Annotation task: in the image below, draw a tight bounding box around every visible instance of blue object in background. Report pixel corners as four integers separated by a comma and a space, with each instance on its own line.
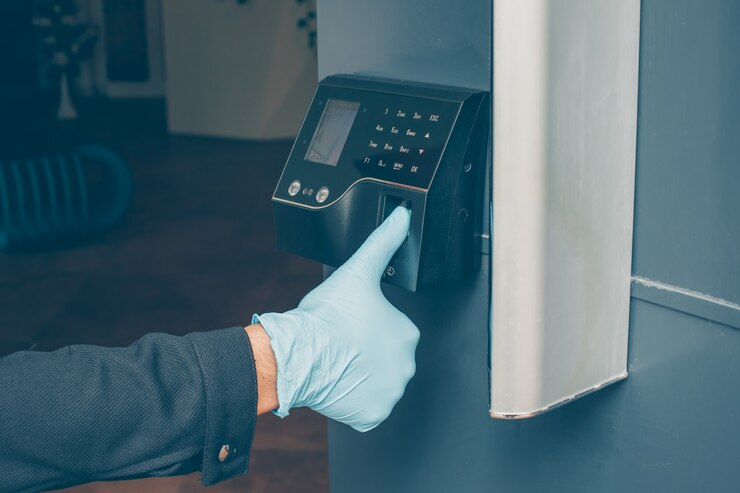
0, 145, 132, 250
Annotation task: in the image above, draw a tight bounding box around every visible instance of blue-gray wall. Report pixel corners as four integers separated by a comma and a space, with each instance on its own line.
631, 1, 740, 327
321, 1, 740, 491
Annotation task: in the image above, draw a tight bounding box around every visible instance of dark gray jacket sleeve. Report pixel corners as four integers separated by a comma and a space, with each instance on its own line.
0, 326, 258, 493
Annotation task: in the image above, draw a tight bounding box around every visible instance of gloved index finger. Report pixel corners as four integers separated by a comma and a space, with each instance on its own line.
342, 206, 411, 281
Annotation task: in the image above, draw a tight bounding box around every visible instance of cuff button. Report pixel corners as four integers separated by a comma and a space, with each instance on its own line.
219, 444, 236, 463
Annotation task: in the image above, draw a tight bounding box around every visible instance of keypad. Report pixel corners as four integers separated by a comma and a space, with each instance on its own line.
354, 99, 456, 188
277, 84, 460, 207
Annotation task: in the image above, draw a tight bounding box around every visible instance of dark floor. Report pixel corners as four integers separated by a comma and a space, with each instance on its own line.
0, 100, 327, 492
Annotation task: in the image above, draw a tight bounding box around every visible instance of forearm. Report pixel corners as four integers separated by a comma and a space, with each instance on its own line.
245, 324, 279, 415
0, 327, 258, 493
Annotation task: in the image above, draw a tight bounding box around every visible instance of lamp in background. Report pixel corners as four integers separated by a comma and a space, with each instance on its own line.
32, 0, 98, 120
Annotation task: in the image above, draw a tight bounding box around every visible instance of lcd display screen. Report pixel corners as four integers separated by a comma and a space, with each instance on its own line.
305, 99, 360, 166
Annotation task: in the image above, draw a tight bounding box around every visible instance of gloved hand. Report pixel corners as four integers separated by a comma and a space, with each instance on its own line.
253, 206, 419, 432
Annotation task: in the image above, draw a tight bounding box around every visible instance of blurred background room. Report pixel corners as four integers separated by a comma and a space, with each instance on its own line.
0, 0, 326, 491
3, 1, 740, 493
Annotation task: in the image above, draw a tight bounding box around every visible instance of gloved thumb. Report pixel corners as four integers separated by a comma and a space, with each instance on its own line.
342, 206, 411, 281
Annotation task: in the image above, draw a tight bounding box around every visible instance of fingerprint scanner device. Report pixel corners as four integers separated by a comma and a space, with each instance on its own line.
272, 75, 489, 291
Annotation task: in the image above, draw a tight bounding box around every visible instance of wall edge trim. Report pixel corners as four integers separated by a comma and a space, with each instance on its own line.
631, 276, 740, 330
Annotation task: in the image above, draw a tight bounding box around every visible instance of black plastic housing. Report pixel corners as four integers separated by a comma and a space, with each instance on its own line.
272, 75, 489, 291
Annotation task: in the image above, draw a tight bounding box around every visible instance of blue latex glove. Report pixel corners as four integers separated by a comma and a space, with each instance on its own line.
253, 206, 419, 432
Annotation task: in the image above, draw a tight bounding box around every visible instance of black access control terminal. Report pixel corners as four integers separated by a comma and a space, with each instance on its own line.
272, 75, 489, 291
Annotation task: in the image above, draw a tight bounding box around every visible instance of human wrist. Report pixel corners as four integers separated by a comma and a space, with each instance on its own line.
244, 324, 279, 415
252, 311, 315, 417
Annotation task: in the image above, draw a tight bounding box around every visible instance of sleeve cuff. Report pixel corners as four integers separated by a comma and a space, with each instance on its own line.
187, 326, 258, 486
